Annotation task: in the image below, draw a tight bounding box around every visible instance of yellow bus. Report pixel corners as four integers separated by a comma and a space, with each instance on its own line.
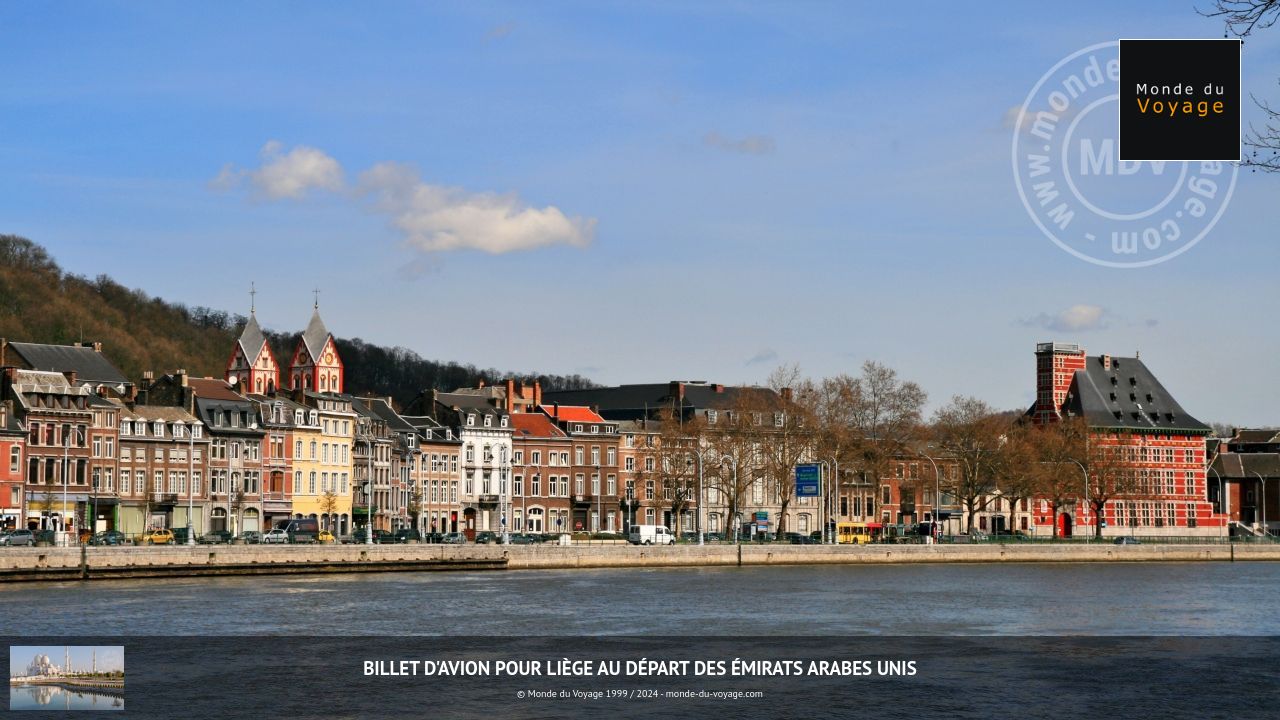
836, 522, 883, 545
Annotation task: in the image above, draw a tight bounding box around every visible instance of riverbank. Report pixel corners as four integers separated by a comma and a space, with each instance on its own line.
1, 542, 1278, 581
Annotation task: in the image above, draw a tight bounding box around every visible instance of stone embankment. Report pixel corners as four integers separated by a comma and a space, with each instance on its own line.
0, 542, 1275, 582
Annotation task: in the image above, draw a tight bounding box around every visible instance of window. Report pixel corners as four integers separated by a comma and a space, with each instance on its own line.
10, 447, 19, 473
625, 457, 635, 471
532, 475, 541, 496
309, 472, 317, 494
483, 415, 492, 427
576, 474, 585, 495
607, 448, 616, 466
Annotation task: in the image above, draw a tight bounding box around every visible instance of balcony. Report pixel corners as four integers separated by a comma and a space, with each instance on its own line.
478, 494, 500, 506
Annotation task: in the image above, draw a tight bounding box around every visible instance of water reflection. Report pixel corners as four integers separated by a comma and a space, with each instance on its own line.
9, 683, 124, 711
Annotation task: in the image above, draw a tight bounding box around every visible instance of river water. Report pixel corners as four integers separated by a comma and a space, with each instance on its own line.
8, 684, 124, 711
2, 563, 1276, 636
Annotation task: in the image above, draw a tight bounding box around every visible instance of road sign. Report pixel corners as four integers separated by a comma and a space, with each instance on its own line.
795, 463, 821, 497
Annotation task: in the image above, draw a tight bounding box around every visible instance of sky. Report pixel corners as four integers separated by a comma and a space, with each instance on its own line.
9, 646, 124, 676
2, 1, 1277, 426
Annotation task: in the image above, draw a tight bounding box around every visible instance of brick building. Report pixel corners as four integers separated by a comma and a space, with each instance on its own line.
114, 402, 208, 536
539, 405, 621, 533
509, 412, 572, 534
1029, 342, 1220, 537
1208, 429, 1280, 535
0, 400, 25, 531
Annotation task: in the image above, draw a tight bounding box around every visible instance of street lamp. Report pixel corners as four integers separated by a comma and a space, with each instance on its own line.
186, 423, 197, 545
1252, 471, 1268, 538
1207, 465, 1226, 534
362, 479, 373, 546
61, 425, 86, 546
921, 452, 941, 543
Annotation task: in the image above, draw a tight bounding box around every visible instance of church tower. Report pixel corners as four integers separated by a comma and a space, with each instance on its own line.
289, 293, 343, 393
226, 284, 281, 394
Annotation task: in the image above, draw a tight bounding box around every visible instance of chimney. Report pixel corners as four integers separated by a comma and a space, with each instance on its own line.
478, 379, 485, 389
669, 381, 685, 404
533, 380, 542, 407
713, 384, 724, 393
177, 369, 188, 387
63, 370, 77, 385
92, 341, 103, 353
1102, 354, 1112, 370
552, 403, 559, 420
781, 387, 793, 402
505, 379, 516, 414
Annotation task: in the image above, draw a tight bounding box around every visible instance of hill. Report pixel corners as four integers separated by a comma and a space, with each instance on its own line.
0, 234, 596, 403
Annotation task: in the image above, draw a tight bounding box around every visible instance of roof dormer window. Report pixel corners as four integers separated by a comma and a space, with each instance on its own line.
468, 414, 476, 426
484, 415, 492, 427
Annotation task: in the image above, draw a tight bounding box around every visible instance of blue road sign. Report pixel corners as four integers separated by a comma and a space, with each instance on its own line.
795, 463, 821, 497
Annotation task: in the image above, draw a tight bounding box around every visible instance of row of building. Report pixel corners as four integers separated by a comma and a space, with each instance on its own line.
0, 305, 1275, 540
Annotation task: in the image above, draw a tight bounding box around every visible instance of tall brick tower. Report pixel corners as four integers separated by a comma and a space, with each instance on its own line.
1032, 341, 1086, 424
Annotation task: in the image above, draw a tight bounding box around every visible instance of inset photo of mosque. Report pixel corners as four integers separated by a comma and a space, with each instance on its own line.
9, 646, 124, 711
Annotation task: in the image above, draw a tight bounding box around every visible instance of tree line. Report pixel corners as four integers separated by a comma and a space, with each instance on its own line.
634, 362, 1153, 540
0, 234, 596, 406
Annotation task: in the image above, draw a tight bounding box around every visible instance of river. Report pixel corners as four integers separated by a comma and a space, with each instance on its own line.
2, 562, 1276, 636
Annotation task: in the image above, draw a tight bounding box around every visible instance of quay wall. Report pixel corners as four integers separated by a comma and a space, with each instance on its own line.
0, 543, 1278, 581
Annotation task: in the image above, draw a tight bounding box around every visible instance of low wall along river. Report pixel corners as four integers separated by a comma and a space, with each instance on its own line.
1, 542, 1278, 581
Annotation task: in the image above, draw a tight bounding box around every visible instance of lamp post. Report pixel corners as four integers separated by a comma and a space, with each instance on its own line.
1252, 471, 1268, 538
695, 448, 705, 546
61, 425, 85, 546
186, 423, 197, 545
921, 452, 941, 543
1207, 465, 1226, 537
362, 480, 373, 545
1069, 458, 1089, 543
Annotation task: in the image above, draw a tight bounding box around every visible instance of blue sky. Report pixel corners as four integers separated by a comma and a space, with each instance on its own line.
2, 1, 1277, 425
9, 646, 123, 676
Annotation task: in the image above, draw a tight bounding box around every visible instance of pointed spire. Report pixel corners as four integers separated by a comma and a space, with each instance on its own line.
250, 282, 257, 314
302, 306, 331, 361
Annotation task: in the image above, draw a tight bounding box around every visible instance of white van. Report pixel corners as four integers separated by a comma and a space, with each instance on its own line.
629, 524, 676, 546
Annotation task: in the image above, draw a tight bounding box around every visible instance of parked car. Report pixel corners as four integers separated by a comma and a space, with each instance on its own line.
0, 529, 35, 546
317, 530, 336, 544
393, 529, 422, 543
1114, 536, 1141, 545
508, 533, 539, 545
628, 524, 675, 546
199, 530, 233, 545
441, 532, 467, 544
261, 528, 291, 544
784, 532, 816, 545
474, 531, 499, 544
421, 532, 443, 544
350, 528, 393, 544
89, 530, 127, 546
144, 528, 175, 545
237, 530, 263, 544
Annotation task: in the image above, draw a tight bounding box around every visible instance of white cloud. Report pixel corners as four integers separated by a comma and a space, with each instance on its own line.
358, 162, 596, 254
703, 131, 776, 155
209, 140, 344, 200
1021, 304, 1109, 332
212, 144, 595, 255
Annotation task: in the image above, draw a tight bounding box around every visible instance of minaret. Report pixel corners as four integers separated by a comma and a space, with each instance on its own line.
92, 649, 96, 674
65, 646, 69, 676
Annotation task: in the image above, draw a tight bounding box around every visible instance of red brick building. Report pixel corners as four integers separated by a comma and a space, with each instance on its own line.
1029, 342, 1221, 537
539, 405, 622, 533
0, 400, 25, 531
509, 412, 571, 534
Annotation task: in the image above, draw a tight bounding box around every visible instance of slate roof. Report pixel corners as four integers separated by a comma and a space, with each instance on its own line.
1059, 355, 1209, 434
1233, 429, 1280, 445
352, 396, 415, 433
300, 308, 331, 361
6, 342, 129, 386
187, 377, 247, 402
1211, 452, 1280, 479
435, 392, 508, 416
542, 382, 784, 420
236, 313, 269, 361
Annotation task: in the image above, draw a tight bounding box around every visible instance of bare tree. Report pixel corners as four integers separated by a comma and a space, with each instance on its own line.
840, 362, 928, 522
318, 490, 339, 533
753, 365, 814, 536
932, 396, 1004, 533
990, 421, 1039, 535
1200, 1, 1280, 170
703, 394, 764, 543
1077, 426, 1140, 539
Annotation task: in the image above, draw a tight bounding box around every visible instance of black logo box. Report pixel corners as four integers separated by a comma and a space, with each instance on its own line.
1119, 38, 1241, 162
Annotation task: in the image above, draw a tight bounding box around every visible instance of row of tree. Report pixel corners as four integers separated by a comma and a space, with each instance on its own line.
632, 362, 1150, 540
